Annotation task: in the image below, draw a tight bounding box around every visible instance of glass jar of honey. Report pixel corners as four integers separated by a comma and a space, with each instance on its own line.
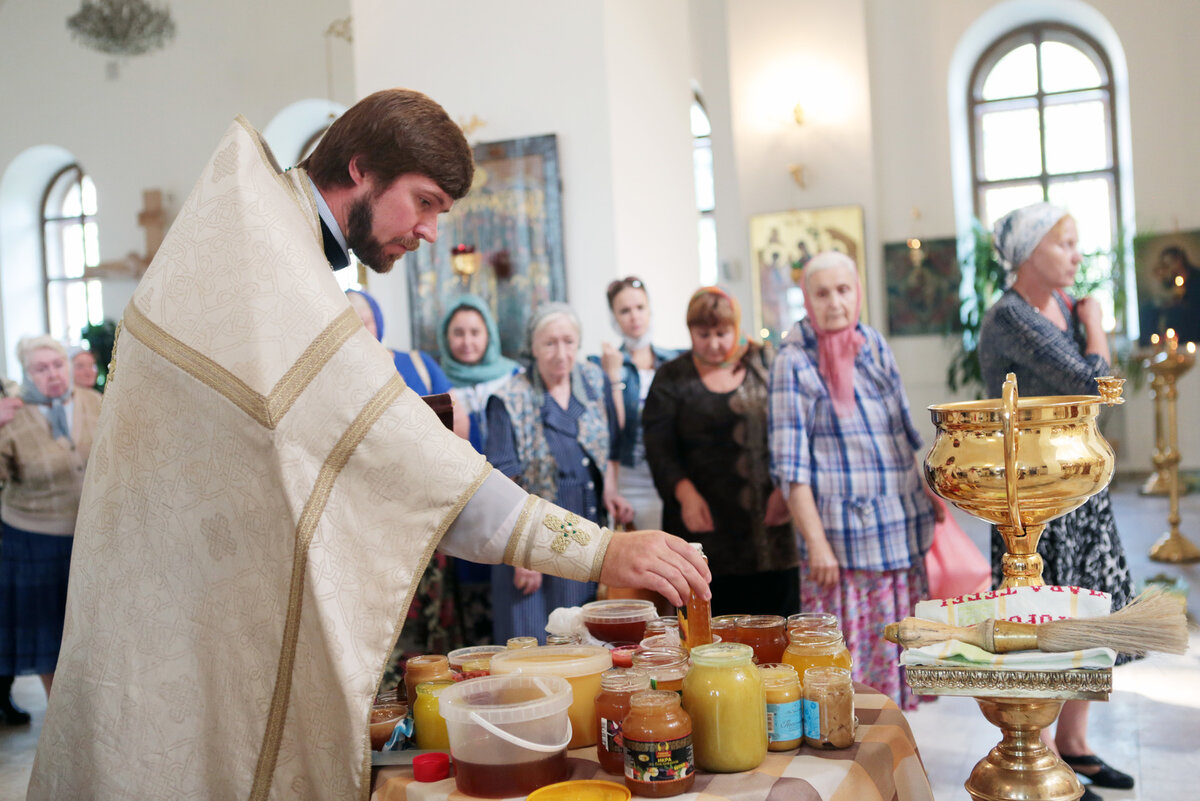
644, 616, 681, 645
546, 632, 582, 645
631, 647, 689, 694
507, 636, 539, 649
623, 690, 696, 797
369, 701, 408, 751
681, 642, 767, 773
758, 663, 802, 751
803, 667, 855, 749
786, 611, 839, 635
781, 630, 852, 690
403, 654, 454, 705
594, 667, 651, 775
736, 615, 788, 664
709, 614, 746, 644
413, 680, 455, 750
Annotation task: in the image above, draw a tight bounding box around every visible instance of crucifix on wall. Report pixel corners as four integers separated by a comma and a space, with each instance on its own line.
87, 188, 166, 279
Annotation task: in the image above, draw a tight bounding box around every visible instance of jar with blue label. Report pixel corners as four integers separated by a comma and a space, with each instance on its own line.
802, 666, 855, 749
758, 663, 802, 750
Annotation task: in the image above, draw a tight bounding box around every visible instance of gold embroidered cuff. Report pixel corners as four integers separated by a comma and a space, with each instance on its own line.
503, 498, 612, 584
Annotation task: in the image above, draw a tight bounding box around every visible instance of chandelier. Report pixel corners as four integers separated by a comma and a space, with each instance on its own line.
67, 0, 176, 57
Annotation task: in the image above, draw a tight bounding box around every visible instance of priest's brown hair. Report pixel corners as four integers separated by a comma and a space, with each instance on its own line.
301, 88, 474, 200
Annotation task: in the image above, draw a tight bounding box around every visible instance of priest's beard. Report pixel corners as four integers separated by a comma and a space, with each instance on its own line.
346, 195, 421, 274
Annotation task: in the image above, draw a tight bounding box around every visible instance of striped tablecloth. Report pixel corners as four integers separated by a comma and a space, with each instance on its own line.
371, 683, 933, 801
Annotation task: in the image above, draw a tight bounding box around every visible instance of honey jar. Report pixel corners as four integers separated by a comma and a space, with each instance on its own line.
736, 615, 788, 663
681, 642, 767, 773
710, 615, 746, 644
631, 647, 689, 694
781, 630, 851, 690
786, 611, 839, 635
623, 690, 696, 796
507, 636, 539, 649
803, 666, 855, 749
403, 654, 454, 705
413, 680, 455, 750
594, 667, 651, 775
759, 663, 802, 751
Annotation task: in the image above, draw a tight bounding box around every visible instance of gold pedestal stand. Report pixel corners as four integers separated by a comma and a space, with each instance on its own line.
922, 374, 1125, 801
1145, 333, 1200, 563
1140, 366, 1170, 495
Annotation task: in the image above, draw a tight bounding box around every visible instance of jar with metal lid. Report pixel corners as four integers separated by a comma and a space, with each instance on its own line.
403, 654, 454, 705
681, 642, 767, 773
758, 663, 802, 751
781, 630, 852, 690
413, 680, 455, 750
803, 666, 855, 749
623, 690, 695, 796
594, 667, 651, 775
631, 647, 689, 694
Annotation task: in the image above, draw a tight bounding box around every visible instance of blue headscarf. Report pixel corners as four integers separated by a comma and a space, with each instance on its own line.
346, 288, 385, 340
22, 378, 72, 443
437, 294, 520, 387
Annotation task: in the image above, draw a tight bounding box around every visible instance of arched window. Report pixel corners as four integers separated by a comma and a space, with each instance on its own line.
42, 164, 103, 346
692, 92, 718, 286
969, 23, 1121, 325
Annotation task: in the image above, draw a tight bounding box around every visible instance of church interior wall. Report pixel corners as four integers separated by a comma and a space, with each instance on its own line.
1, 0, 1197, 470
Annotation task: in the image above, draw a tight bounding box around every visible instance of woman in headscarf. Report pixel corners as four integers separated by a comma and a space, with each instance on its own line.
592, 276, 678, 531
768, 252, 938, 710
346, 288, 454, 397
485, 303, 633, 643
436, 294, 522, 452
643, 287, 797, 617
0, 336, 103, 714
979, 203, 1134, 797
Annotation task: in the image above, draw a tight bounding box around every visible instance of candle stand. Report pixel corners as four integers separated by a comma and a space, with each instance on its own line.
1146, 335, 1200, 563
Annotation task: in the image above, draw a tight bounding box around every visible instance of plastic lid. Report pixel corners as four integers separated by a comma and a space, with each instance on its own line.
488, 645, 612, 679
526, 779, 632, 801
447, 645, 506, 669
690, 641, 754, 666
411, 751, 450, 782
437, 673, 572, 725
580, 599, 657, 624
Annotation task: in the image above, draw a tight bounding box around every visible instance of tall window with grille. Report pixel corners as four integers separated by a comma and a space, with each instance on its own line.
692, 93, 719, 286
969, 24, 1121, 327
42, 164, 103, 346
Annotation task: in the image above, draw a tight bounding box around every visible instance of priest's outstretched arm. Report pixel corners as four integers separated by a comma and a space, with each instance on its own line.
440, 470, 711, 606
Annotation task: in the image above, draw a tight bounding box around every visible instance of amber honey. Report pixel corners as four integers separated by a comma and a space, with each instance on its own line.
781, 631, 852, 690
631, 647, 688, 694
710, 615, 746, 644
736, 615, 788, 663
454, 753, 568, 797
594, 667, 651, 775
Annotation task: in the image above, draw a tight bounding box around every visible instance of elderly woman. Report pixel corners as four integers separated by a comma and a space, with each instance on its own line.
593, 276, 678, 530
70, 348, 99, 392
486, 303, 632, 642
436, 294, 522, 452
980, 203, 1134, 797
768, 252, 938, 710
643, 287, 797, 616
0, 336, 103, 712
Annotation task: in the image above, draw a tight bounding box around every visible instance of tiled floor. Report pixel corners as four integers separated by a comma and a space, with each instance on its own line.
0, 478, 1197, 800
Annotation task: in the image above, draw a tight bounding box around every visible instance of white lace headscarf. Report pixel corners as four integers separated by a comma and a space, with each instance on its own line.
992, 202, 1069, 285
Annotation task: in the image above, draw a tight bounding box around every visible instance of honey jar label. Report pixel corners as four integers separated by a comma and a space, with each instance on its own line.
766, 700, 803, 742
600, 717, 623, 754
802, 698, 820, 738
624, 734, 695, 783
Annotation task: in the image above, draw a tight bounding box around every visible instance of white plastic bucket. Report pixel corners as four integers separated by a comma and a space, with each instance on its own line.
438, 674, 573, 797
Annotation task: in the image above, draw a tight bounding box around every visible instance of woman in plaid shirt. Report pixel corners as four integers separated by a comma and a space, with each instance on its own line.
768, 252, 939, 709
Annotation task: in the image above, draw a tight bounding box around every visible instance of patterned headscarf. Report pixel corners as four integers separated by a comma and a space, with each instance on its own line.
436, 294, 520, 387
801, 251, 866, 418
687, 286, 749, 367
993, 202, 1069, 279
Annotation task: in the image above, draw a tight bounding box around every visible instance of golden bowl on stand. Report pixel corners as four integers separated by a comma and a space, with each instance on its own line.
909, 373, 1124, 801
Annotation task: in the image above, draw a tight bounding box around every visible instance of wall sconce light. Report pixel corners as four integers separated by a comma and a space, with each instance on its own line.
788, 104, 807, 187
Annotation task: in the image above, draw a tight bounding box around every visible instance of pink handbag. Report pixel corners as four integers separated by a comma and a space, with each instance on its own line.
924, 497, 992, 599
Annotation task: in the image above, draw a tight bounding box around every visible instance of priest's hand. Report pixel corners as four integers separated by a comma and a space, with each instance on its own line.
513, 567, 543, 595
600, 530, 711, 608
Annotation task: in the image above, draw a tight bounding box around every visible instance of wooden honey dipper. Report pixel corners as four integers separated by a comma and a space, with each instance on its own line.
883, 587, 1188, 656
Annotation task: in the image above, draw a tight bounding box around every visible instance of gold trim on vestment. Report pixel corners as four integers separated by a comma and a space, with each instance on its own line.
589, 528, 614, 583
504, 495, 540, 566
250, 374, 406, 801
122, 303, 360, 430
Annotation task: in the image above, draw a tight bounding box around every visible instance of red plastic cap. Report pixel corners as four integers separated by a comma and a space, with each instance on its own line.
412, 752, 451, 782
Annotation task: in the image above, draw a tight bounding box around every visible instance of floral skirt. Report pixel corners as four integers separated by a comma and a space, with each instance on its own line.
800, 564, 928, 710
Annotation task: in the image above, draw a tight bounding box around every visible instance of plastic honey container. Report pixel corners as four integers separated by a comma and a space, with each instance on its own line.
489, 645, 613, 748
581, 600, 658, 644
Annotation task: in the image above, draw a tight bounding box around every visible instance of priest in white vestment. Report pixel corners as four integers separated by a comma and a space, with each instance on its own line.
28, 89, 709, 801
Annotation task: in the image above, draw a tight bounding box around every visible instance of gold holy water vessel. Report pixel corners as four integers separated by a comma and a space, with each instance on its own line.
911, 372, 1124, 801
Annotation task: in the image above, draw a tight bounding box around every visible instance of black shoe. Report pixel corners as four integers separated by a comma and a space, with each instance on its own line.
1080, 785, 1102, 801
1061, 753, 1134, 790
0, 695, 30, 726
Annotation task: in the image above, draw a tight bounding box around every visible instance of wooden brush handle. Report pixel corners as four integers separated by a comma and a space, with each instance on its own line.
885, 618, 1039, 653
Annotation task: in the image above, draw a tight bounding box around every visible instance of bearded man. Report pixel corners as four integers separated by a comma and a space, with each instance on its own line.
28, 89, 709, 801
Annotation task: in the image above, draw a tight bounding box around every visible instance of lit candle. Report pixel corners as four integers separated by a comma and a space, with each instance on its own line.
1166, 328, 1179, 354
